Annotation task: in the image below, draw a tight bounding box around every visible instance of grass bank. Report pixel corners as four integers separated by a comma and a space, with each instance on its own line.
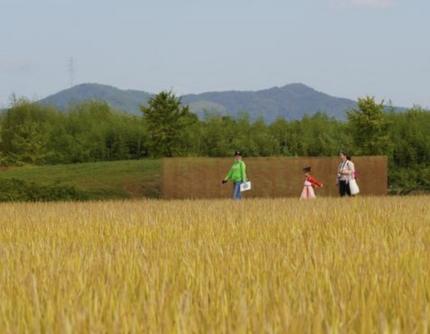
0, 159, 161, 200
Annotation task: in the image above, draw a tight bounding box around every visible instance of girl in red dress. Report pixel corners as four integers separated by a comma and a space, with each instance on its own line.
300, 166, 323, 199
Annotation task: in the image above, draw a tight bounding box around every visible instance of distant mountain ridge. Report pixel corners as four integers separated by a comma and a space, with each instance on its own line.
39, 83, 152, 115
39, 83, 359, 121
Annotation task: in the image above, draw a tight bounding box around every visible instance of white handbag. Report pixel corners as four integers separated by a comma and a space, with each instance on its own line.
349, 179, 360, 195
240, 181, 252, 192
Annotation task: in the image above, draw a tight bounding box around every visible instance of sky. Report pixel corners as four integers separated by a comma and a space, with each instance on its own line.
0, 0, 429, 108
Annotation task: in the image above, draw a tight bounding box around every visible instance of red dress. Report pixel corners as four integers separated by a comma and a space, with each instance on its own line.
300, 176, 323, 199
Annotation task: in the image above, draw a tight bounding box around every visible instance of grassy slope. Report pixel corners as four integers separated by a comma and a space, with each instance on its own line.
0, 160, 161, 199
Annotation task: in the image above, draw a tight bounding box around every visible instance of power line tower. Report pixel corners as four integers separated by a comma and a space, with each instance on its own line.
68, 57, 76, 88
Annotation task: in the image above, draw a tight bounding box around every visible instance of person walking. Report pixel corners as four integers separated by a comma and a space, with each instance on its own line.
300, 166, 323, 200
337, 152, 355, 197
222, 151, 247, 200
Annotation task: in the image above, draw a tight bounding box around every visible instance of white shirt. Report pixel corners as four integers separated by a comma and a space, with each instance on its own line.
337, 160, 355, 182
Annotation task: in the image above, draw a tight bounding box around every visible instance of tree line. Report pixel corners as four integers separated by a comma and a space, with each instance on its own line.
1, 92, 429, 194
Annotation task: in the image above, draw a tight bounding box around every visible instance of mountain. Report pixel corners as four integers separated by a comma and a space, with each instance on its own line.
39, 83, 358, 121
182, 84, 357, 122
39, 83, 152, 115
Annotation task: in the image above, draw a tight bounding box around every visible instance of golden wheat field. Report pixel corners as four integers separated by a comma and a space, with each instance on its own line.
0, 197, 429, 333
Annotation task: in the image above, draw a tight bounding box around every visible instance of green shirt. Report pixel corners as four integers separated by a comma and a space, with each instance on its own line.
225, 160, 247, 183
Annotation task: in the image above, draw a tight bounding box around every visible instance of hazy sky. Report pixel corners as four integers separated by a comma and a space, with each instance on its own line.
1, 0, 429, 108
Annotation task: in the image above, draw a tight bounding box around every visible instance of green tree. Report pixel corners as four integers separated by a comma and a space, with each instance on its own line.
200, 115, 235, 157
385, 107, 430, 194
140, 91, 197, 157
230, 113, 254, 155
299, 113, 351, 156
347, 97, 391, 155
387, 107, 430, 167
0, 99, 58, 164
249, 118, 280, 156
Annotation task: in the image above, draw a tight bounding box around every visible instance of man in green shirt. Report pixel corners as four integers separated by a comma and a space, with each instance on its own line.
222, 151, 247, 200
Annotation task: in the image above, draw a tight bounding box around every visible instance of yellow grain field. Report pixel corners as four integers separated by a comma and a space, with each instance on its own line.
0, 197, 429, 333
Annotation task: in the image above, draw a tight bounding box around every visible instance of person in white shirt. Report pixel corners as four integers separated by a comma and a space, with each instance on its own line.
337, 152, 355, 197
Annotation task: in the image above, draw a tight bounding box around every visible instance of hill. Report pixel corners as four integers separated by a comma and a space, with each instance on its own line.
39, 83, 357, 121
39, 83, 153, 115
182, 83, 356, 122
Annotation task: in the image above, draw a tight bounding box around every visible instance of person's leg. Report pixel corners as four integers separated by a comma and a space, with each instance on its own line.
233, 182, 242, 200
237, 182, 242, 200
346, 181, 351, 197
339, 181, 346, 197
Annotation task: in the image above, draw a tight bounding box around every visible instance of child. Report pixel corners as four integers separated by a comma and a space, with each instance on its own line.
300, 166, 323, 200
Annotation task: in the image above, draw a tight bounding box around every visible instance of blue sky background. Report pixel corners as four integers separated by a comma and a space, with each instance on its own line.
1, 0, 429, 108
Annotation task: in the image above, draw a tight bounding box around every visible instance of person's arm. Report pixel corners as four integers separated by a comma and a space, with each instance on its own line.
223, 166, 232, 182
309, 176, 323, 188
337, 162, 344, 180
241, 161, 247, 182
